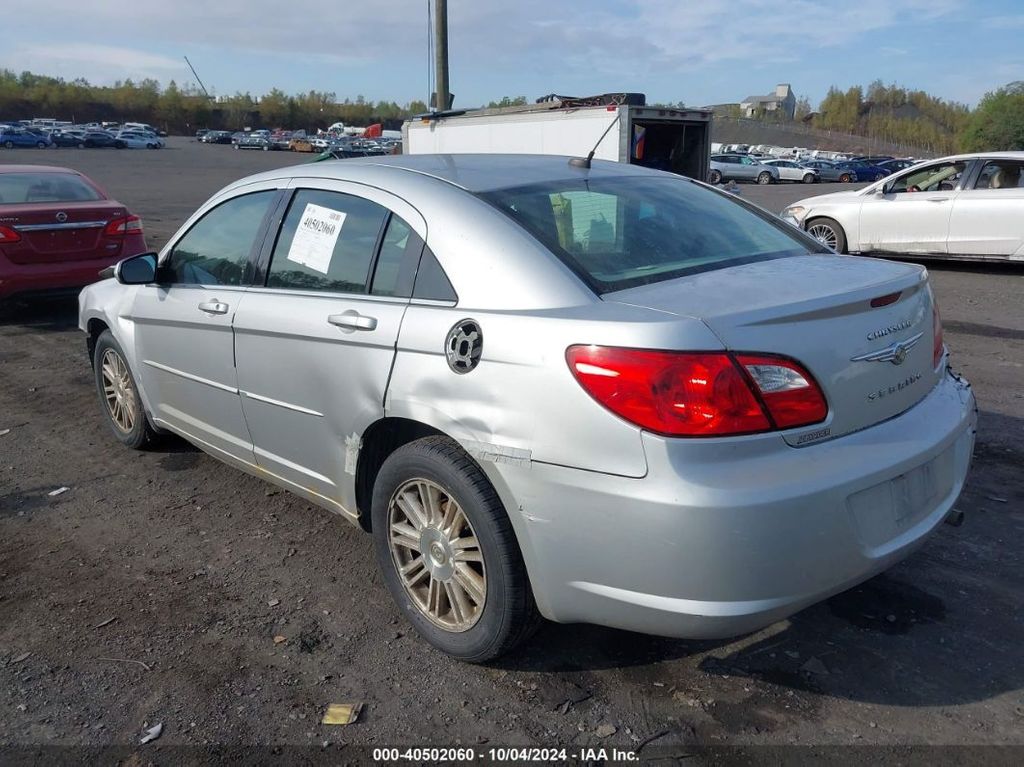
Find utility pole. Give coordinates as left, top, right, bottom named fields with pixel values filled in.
left=433, top=0, right=450, bottom=111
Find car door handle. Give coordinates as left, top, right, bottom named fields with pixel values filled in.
left=327, top=311, right=378, bottom=331
left=926, top=197, right=948, bottom=203
left=197, top=300, right=229, bottom=315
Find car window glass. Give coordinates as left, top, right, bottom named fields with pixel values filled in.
left=888, top=162, right=966, bottom=194
left=266, top=189, right=388, bottom=294
left=0, top=173, right=103, bottom=204
left=482, top=175, right=819, bottom=294
left=370, top=214, right=422, bottom=297
left=973, top=161, right=1024, bottom=190
left=412, top=245, right=457, bottom=301
left=166, top=190, right=276, bottom=285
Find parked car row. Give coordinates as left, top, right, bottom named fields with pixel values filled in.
left=708, top=153, right=921, bottom=185
left=0, top=123, right=165, bottom=150
left=197, top=127, right=399, bottom=155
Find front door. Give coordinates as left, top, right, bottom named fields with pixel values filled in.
left=858, top=160, right=966, bottom=254
left=131, top=189, right=279, bottom=463
left=232, top=182, right=426, bottom=516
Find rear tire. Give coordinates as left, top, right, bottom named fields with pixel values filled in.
left=36, top=141, right=46, bottom=149
left=806, top=217, right=847, bottom=253
left=93, top=330, right=160, bottom=450
left=839, top=173, right=852, bottom=183
left=757, top=171, right=773, bottom=185
left=708, top=169, right=722, bottom=185
left=802, top=173, right=816, bottom=184
left=372, top=436, right=540, bottom=662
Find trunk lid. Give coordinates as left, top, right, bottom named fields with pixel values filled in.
left=607, top=254, right=941, bottom=444
left=3, top=201, right=128, bottom=264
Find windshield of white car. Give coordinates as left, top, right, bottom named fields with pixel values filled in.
left=479, top=176, right=825, bottom=294
left=0, top=173, right=103, bottom=204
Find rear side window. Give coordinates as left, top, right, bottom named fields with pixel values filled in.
left=370, top=214, right=422, bottom=297
left=166, top=190, right=277, bottom=285
left=0, top=173, right=103, bottom=204
left=267, top=190, right=388, bottom=294
left=479, top=176, right=820, bottom=293
left=973, top=161, right=1024, bottom=189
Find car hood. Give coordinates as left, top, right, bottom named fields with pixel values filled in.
left=790, top=189, right=863, bottom=207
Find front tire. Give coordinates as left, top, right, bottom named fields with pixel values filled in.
left=839, top=173, right=852, bottom=183
left=757, top=171, right=773, bottom=185
left=802, top=173, right=816, bottom=184
left=36, top=141, right=47, bottom=149
left=371, top=436, right=539, bottom=662
left=806, top=217, right=848, bottom=253
left=708, top=169, right=722, bottom=184
left=93, top=330, right=159, bottom=450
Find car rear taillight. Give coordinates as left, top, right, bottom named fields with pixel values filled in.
left=104, top=215, right=143, bottom=237
left=735, top=354, right=829, bottom=429
left=933, top=303, right=944, bottom=369
left=0, top=225, right=21, bottom=244
left=566, top=346, right=827, bottom=437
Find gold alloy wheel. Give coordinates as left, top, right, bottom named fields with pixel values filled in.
left=100, top=348, right=137, bottom=433
left=388, top=478, right=486, bottom=632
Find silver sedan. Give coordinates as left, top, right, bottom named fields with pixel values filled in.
left=79, top=155, right=976, bottom=661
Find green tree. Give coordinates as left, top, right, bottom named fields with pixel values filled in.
left=960, top=82, right=1024, bottom=151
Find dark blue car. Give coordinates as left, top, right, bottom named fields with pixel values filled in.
left=834, top=160, right=891, bottom=182
left=0, top=128, right=52, bottom=149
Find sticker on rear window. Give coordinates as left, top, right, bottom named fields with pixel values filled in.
left=286, top=203, right=346, bottom=275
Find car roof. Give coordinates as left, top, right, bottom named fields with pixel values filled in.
left=227, top=153, right=671, bottom=194
left=0, top=164, right=84, bottom=175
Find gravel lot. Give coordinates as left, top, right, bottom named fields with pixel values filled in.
left=1, top=139, right=1022, bottom=758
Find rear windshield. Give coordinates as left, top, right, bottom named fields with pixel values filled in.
left=478, top=175, right=822, bottom=293
left=0, top=173, right=103, bottom=204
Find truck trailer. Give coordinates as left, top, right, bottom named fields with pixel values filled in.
left=403, top=95, right=712, bottom=181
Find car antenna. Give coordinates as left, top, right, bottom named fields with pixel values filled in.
left=569, top=112, right=621, bottom=169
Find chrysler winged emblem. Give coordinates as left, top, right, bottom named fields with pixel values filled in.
left=56, top=211, right=68, bottom=223
left=851, top=332, right=924, bottom=366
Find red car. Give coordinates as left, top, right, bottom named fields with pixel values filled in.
left=0, top=165, right=146, bottom=302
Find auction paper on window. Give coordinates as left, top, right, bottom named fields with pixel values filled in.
left=286, top=203, right=346, bottom=274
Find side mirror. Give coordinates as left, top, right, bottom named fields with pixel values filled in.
left=875, top=183, right=889, bottom=196
left=114, top=252, right=158, bottom=284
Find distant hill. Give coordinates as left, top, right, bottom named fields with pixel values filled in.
left=814, top=81, right=969, bottom=155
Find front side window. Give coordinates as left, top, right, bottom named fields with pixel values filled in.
left=480, top=175, right=823, bottom=294
left=266, top=189, right=388, bottom=294
left=165, top=190, right=276, bottom=285
left=887, top=161, right=966, bottom=193
left=973, top=161, right=1024, bottom=190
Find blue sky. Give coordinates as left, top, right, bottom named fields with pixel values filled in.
left=4, top=0, right=1022, bottom=109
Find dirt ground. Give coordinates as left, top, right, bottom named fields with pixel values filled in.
left=1, top=139, right=1022, bottom=760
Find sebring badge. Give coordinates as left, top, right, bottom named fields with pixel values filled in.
left=850, top=332, right=924, bottom=366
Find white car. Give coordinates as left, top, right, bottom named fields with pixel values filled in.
left=116, top=131, right=164, bottom=149
left=760, top=159, right=819, bottom=184
left=782, top=152, right=1024, bottom=262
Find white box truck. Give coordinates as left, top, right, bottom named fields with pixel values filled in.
left=403, top=96, right=712, bottom=180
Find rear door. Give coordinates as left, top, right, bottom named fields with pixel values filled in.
left=232, top=181, right=426, bottom=515
left=858, top=160, right=966, bottom=254
left=947, top=158, right=1024, bottom=257
left=131, top=186, right=280, bottom=462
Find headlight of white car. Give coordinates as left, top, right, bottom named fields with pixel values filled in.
left=781, top=205, right=808, bottom=225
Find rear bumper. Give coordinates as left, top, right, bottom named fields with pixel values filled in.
left=0, top=240, right=144, bottom=300
left=486, top=368, right=976, bottom=638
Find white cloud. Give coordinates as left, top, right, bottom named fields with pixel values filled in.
left=6, top=44, right=186, bottom=83
left=1, top=0, right=964, bottom=89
